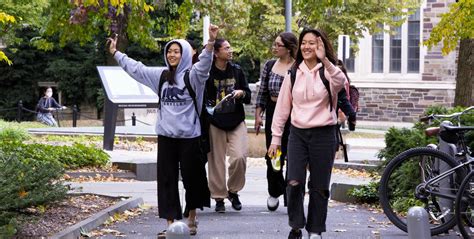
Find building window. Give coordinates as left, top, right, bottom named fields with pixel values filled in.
left=345, top=39, right=356, bottom=72
left=390, top=25, right=402, bottom=73
left=407, top=9, right=420, bottom=73
left=372, top=30, right=384, bottom=73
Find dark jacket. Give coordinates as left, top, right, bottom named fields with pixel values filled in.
left=337, top=90, right=356, bottom=122
left=205, top=62, right=251, bottom=130
left=37, top=97, right=61, bottom=113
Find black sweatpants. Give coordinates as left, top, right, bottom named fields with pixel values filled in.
left=157, top=136, right=210, bottom=220
left=286, top=125, right=337, bottom=233
left=264, top=100, right=290, bottom=202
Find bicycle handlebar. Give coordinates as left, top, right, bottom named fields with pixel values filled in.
left=419, top=106, right=474, bottom=123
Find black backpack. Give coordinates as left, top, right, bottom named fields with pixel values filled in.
left=158, top=70, right=211, bottom=155
left=289, top=65, right=333, bottom=112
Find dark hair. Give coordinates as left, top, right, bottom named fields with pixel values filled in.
left=279, top=32, right=298, bottom=59
left=336, top=59, right=351, bottom=84
left=293, top=28, right=337, bottom=71
left=213, top=38, right=229, bottom=63
left=187, top=39, right=200, bottom=64
left=213, top=38, right=227, bottom=52
left=164, top=42, right=183, bottom=85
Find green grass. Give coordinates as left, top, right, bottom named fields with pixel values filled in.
left=0, top=120, right=49, bottom=130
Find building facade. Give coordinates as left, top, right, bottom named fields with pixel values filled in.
left=346, top=0, right=457, bottom=122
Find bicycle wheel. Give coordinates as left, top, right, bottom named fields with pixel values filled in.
left=379, top=147, right=464, bottom=235
left=455, top=170, right=474, bottom=239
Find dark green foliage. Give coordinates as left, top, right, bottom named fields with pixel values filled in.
left=0, top=153, right=68, bottom=236
left=0, top=141, right=109, bottom=169
left=377, top=127, right=429, bottom=164
left=348, top=181, right=379, bottom=204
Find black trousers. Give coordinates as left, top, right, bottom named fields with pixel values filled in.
left=264, top=100, right=290, bottom=201
left=286, top=125, right=337, bottom=233
left=157, top=136, right=210, bottom=220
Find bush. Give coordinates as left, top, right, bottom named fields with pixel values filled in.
left=377, top=127, right=430, bottom=164
left=0, top=153, right=68, bottom=237
left=0, top=141, right=109, bottom=169
left=348, top=181, right=379, bottom=204
left=0, top=127, right=31, bottom=142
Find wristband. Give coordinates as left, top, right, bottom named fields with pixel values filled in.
left=112, top=50, right=118, bottom=56
left=208, top=40, right=215, bottom=45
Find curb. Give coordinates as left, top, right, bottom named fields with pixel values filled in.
left=333, top=162, right=379, bottom=171
left=51, top=194, right=144, bottom=239
left=65, top=171, right=137, bottom=180
left=330, top=182, right=364, bottom=203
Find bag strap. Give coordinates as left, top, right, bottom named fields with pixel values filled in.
left=158, top=70, right=168, bottom=110
left=289, top=65, right=333, bottom=112
left=265, top=60, right=277, bottom=84
left=182, top=70, right=199, bottom=117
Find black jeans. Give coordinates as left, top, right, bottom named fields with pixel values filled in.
left=157, top=136, right=210, bottom=220
left=264, top=100, right=290, bottom=202
left=286, top=125, right=337, bottom=233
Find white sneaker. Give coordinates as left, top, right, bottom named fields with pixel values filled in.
left=267, top=196, right=279, bottom=211
left=309, top=233, right=322, bottom=239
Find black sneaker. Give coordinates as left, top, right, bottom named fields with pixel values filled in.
left=288, top=229, right=302, bottom=239
left=227, top=191, right=242, bottom=211
left=215, top=199, right=225, bottom=213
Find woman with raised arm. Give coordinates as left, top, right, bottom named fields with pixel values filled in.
left=107, top=25, right=219, bottom=238
left=268, top=28, right=346, bottom=239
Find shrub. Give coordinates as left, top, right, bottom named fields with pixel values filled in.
left=348, top=181, right=379, bottom=204
left=0, top=127, right=31, bottom=142
left=0, top=141, right=109, bottom=169
left=0, top=153, right=68, bottom=236
left=377, top=127, right=429, bottom=164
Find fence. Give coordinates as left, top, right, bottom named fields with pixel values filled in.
left=0, top=100, right=152, bottom=127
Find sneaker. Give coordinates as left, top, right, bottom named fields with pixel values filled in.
left=288, top=229, right=302, bottom=239
left=227, top=191, right=242, bottom=211
left=215, top=199, right=225, bottom=213
left=309, top=232, right=322, bottom=239
left=267, top=196, right=279, bottom=211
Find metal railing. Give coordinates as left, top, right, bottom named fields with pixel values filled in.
left=0, top=100, right=152, bottom=127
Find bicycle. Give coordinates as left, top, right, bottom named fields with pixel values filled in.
left=455, top=167, right=474, bottom=238
left=379, top=106, right=474, bottom=235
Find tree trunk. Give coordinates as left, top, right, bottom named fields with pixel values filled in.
left=454, top=38, right=474, bottom=107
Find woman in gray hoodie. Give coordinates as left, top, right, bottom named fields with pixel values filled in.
left=107, top=25, right=219, bottom=237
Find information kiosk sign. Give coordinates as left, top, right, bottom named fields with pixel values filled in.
left=97, top=66, right=162, bottom=150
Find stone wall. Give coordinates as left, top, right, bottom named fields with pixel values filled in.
left=422, top=0, right=458, bottom=83
left=357, top=88, right=454, bottom=122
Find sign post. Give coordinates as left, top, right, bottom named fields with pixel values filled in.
left=97, top=66, right=162, bottom=150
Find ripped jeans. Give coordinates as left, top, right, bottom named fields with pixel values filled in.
left=286, top=125, right=337, bottom=233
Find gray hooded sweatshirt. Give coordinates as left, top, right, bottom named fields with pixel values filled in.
left=114, top=39, right=213, bottom=138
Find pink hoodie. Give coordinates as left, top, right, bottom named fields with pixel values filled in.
left=271, top=61, right=346, bottom=146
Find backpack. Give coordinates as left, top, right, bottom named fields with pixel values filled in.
left=289, top=65, right=333, bottom=112
left=158, top=70, right=211, bottom=155
left=348, top=85, right=359, bottom=112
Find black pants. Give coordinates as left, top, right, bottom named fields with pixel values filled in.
left=157, top=136, right=210, bottom=220
left=286, top=125, right=337, bottom=233
left=264, top=100, right=290, bottom=201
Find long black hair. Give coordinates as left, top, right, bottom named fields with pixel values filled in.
left=293, top=28, right=337, bottom=71
left=164, top=42, right=183, bottom=85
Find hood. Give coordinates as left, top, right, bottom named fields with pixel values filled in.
left=164, top=39, right=193, bottom=74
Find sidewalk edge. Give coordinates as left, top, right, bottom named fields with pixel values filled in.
left=51, top=194, right=144, bottom=239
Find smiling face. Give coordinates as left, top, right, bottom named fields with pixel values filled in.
left=300, top=32, right=319, bottom=62
left=214, top=40, right=233, bottom=61
left=166, top=43, right=182, bottom=68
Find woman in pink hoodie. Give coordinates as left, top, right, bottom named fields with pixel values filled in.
left=268, top=28, right=346, bottom=239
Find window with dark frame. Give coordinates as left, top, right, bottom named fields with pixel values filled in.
left=372, top=25, right=384, bottom=73
left=407, top=9, right=420, bottom=73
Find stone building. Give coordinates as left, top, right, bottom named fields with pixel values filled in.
left=343, top=0, right=457, bottom=122
left=249, top=0, right=459, bottom=123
